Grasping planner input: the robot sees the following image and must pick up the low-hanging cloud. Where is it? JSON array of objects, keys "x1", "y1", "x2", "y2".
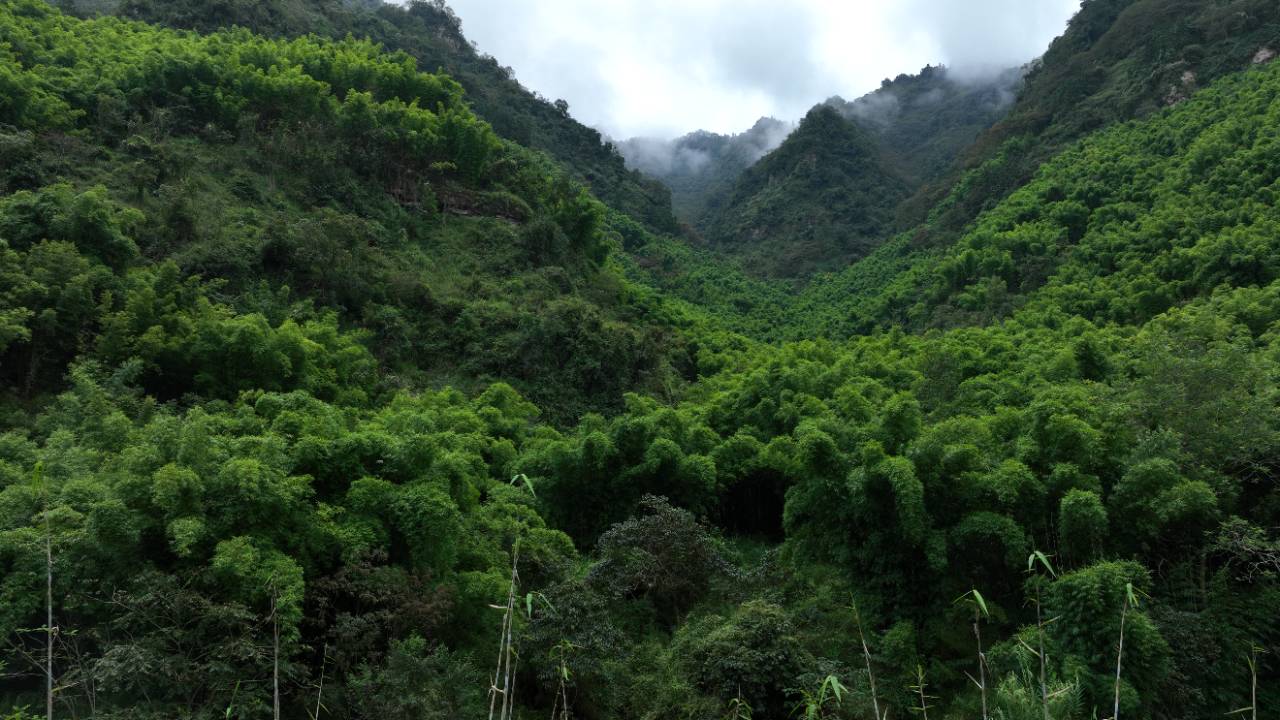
[
  {"x1": 617, "y1": 117, "x2": 794, "y2": 183},
  {"x1": 894, "y1": 0, "x2": 1081, "y2": 80},
  {"x1": 444, "y1": 0, "x2": 1079, "y2": 138}
]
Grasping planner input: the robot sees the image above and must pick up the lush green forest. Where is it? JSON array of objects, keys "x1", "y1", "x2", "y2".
[
  {"x1": 52, "y1": 0, "x2": 680, "y2": 235},
  {"x1": 1, "y1": 1, "x2": 1277, "y2": 719}
]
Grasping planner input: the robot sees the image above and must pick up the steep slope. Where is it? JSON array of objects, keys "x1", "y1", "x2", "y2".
[
  {"x1": 902, "y1": 0, "x2": 1280, "y2": 241},
  {"x1": 0, "y1": 1, "x2": 689, "y2": 422},
  {"x1": 52, "y1": 0, "x2": 681, "y2": 234},
  {"x1": 617, "y1": 117, "x2": 793, "y2": 231},
  {"x1": 789, "y1": 39, "x2": 1280, "y2": 336},
  {"x1": 701, "y1": 105, "x2": 909, "y2": 278},
  {"x1": 829, "y1": 64, "x2": 1022, "y2": 188}
]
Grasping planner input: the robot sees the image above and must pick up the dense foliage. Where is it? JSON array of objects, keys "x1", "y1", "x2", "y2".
[
  {"x1": 701, "y1": 106, "x2": 909, "y2": 278},
  {"x1": 54, "y1": 0, "x2": 680, "y2": 234},
  {"x1": 1, "y1": 1, "x2": 1277, "y2": 719},
  {"x1": 0, "y1": 0, "x2": 693, "y2": 422}
]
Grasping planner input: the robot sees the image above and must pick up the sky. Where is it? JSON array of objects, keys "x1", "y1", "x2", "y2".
[{"x1": 446, "y1": 0, "x2": 1081, "y2": 140}]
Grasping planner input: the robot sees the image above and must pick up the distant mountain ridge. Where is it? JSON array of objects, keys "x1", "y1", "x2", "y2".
[
  {"x1": 826, "y1": 64, "x2": 1024, "y2": 188},
  {"x1": 633, "y1": 64, "x2": 1021, "y2": 277},
  {"x1": 617, "y1": 117, "x2": 793, "y2": 231}
]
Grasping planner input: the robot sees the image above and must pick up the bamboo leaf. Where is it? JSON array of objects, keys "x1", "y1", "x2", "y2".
[
  {"x1": 511, "y1": 473, "x2": 536, "y2": 497},
  {"x1": 1028, "y1": 550, "x2": 1057, "y2": 577},
  {"x1": 972, "y1": 588, "x2": 989, "y2": 617}
]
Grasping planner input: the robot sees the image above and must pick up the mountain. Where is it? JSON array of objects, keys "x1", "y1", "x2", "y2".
[
  {"x1": 777, "y1": 0, "x2": 1280, "y2": 337},
  {"x1": 2, "y1": 1, "x2": 1278, "y2": 719},
  {"x1": 827, "y1": 64, "x2": 1023, "y2": 189},
  {"x1": 698, "y1": 105, "x2": 909, "y2": 277},
  {"x1": 902, "y1": 0, "x2": 1280, "y2": 241},
  {"x1": 51, "y1": 0, "x2": 681, "y2": 234},
  {"x1": 689, "y1": 66, "x2": 1018, "y2": 278},
  {"x1": 0, "y1": 0, "x2": 692, "y2": 423}
]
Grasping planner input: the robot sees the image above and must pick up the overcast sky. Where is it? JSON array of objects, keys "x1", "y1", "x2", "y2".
[{"x1": 445, "y1": 0, "x2": 1081, "y2": 139}]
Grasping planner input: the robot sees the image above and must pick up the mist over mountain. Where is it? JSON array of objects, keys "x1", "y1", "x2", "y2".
[
  {"x1": 442, "y1": 0, "x2": 1078, "y2": 137},
  {"x1": 622, "y1": 63, "x2": 1022, "y2": 276},
  {"x1": 616, "y1": 117, "x2": 794, "y2": 228},
  {"x1": 826, "y1": 64, "x2": 1024, "y2": 186},
  {"x1": 620, "y1": 63, "x2": 1020, "y2": 253}
]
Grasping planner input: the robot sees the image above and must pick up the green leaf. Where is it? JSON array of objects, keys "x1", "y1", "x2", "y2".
[
  {"x1": 960, "y1": 588, "x2": 990, "y2": 618},
  {"x1": 1028, "y1": 549, "x2": 1057, "y2": 577},
  {"x1": 511, "y1": 473, "x2": 536, "y2": 497},
  {"x1": 1124, "y1": 581, "x2": 1143, "y2": 607}
]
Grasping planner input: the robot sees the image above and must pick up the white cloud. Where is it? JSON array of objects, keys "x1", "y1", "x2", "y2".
[{"x1": 446, "y1": 0, "x2": 1080, "y2": 138}]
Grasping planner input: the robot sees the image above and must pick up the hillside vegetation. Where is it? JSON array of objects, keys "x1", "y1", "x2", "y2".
[
  {"x1": 901, "y1": 0, "x2": 1280, "y2": 240},
  {"x1": 0, "y1": 1, "x2": 1277, "y2": 719},
  {"x1": 0, "y1": 0, "x2": 699, "y2": 423},
  {"x1": 54, "y1": 0, "x2": 680, "y2": 234},
  {"x1": 700, "y1": 105, "x2": 910, "y2": 278}
]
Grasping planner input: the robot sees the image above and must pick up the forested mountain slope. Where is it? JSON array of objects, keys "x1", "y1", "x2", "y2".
[
  {"x1": 0, "y1": 1, "x2": 1277, "y2": 719},
  {"x1": 901, "y1": 0, "x2": 1280, "y2": 241},
  {"x1": 828, "y1": 64, "x2": 1023, "y2": 191},
  {"x1": 623, "y1": 65, "x2": 1019, "y2": 278},
  {"x1": 52, "y1": 0, "x2": 680, "y2": 234},
  {"x1": 699, "y1": 105, "x2": 910, "y2": 278},
  {"x1": 0, "y1": 0, "x2": 696, "y2": 422},
  {"x1": 691, "y1": 65, "x2": 1018, "y2": 278},
  {"x1": 787, "y1": 49, "x2": 1280, "y2": 335}
]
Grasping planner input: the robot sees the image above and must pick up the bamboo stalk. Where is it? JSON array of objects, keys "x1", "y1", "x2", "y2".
[
  {"x1": 489, "y1": 546, "x2": 520, "y2": 720},
  {"x1": 1113, "y1": 590, "x2": 1129, "y2": 720},
  {"x1": 974, "y1": 616, "x2": 987, "y2": 720},
  {"x1": 1036, "y1": 596, "x2": 1049, "y2": 720},
  {"x1": 852, "y1": 603, "x2": 883, "y2": 720},
  {"x1": 272, "y1": 587, "x2": 280, "y2": 720},
  {"x1": 312, "y1": 642, "x2": 327, "y2": 720},
  {"x1": 41, "y1": 463, "x2": 53, "y2": 720}
]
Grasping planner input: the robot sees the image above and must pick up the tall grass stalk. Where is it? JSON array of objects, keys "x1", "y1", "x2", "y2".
[
  {"x1": 851, "y1": 602, "x2": 884, "y2": 720},
  {"x1": 308, "y1": 643, "x2": 328, "y2": 720},
  {"x1": 549, "y1": 640, "x2": 576, "y2": 720},
  {"x1": 38, "y1": 463, "x2": 52, "y2": 720},
  {"x1": 1227, "y1": 644, "x2": 1265, "y2": 720},
  {"x1": 908, "y1": 665, "x2": 934, "y2": 720},
  {"x1": 1027, "y1": 551, "x2": 1058, "y2": 720},
  {"x1": 1248, "y1": 644, "x2": 1260, "y2": 720},
  {"x1": 724, "y1": 688, "x2": 753, "y2": 720},
  {"x1": 267, "y1": 578, "x2": 280, "y2": 720},
  {"x1": 1111, "y1": 582, "x2": 1143, "y2": 720},
  {"x1": 488, "y1": 545, "x2": 520, "y2": 720},
  {"x1": 956, "y1": 589, "x2": 991, "y2": 720}
]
